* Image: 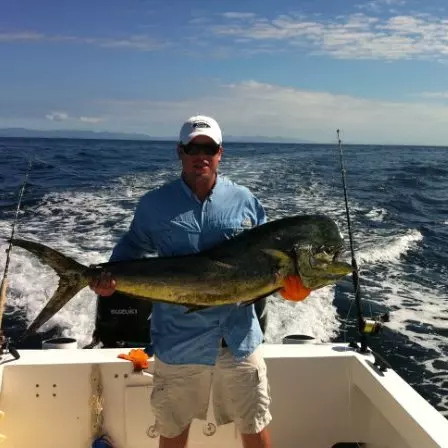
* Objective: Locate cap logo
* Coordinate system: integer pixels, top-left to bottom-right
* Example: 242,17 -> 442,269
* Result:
192,121 -> 211,129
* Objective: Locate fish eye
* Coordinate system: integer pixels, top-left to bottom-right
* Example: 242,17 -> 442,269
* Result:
313,245 -> 333,256
325,246 -> 336,255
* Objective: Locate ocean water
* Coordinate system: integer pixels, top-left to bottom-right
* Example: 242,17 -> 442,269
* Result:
0,137 -> 447,417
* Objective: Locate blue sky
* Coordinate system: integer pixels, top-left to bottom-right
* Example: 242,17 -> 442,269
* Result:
2,0 -> 448,144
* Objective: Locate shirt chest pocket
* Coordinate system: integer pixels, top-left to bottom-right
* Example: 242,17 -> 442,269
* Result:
201,219 -> 247,249
152,219 -> 201,256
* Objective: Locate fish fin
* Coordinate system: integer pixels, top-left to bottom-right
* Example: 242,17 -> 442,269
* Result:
242,299 -> 259,307
11,239 -> 87,336
262,249 -> 294,269
23,275 -> 86,337
184,305 -> 211,314
242,289 -> 281,307
213,260 -> 234,269
12,238 -> 85,277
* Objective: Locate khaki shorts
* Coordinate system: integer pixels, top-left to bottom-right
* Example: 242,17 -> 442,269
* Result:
150,346 -> 272,438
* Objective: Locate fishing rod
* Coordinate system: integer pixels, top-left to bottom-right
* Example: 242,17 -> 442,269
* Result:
0,158 -> 33,358
336,130 -> 388,355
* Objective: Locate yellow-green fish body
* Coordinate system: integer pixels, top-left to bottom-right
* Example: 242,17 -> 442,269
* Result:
13,214 -> 352,335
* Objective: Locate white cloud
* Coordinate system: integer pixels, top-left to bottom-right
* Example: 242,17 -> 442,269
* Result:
79,116 -> 105,123
357,0 -> 407,13
90,35 -> 166,51
0,32 -> 167,51
98,81 -> 448,145
0,32 -> 45,42
188,17 -> 211,25
3,4 -> 447,62
221,12 -> 257,20
416,92 -> 448,99
45,112 -> 105,123
211,9 -> 448,61
45,111 -> 69,121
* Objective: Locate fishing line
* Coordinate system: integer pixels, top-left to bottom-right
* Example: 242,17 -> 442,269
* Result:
0,158 -> 33,357
0,159 -> 33,326
32,155 -> 87,179
30,154 -> 156,201
336,130 -> 368,352
337,130 -> 391,374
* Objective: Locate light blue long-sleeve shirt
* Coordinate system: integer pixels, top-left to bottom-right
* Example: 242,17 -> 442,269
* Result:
110,175 -> 266,365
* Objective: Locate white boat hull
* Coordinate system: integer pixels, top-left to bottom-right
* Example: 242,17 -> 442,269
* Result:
0,343 -> 446,447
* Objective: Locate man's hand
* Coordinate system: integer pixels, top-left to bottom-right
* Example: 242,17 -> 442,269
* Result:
89,272 -> 117,297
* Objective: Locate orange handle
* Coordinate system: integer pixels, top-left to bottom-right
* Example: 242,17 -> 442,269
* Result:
118,349 -> 150,371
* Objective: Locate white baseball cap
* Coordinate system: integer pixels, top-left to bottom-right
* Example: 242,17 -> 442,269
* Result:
179,115 -> 222,146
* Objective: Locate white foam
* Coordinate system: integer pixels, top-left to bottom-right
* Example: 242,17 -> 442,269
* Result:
265,286 -> 340,344
365,208 -> 387,222
357,229 -> 423,264
383,278 -> 448,340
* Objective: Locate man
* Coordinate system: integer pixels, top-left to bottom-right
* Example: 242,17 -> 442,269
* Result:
90,115 -> 272,448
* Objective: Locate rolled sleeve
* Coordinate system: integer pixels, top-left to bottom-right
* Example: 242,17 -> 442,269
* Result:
253,196 -> 267,225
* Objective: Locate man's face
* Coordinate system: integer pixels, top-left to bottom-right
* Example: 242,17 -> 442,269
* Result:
178,135 -> 223,180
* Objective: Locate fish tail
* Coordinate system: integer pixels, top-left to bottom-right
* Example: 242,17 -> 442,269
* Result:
12,238 -> 88,335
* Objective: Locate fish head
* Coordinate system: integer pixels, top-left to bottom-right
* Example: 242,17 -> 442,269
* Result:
290,217 -> 352,290
294,244 -> 352,289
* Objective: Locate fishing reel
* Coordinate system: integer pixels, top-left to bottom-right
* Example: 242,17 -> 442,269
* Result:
0,332 -> 6,355
349,313 -> 391,371
360,312 -> 390,335
0,331 -> 20,361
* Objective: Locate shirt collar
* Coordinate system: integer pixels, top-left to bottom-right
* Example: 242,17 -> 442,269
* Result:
179,174 -> 221,203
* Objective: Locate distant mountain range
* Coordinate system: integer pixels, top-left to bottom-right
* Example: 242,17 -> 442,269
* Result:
0,128 -> 312,144
0,128 -> 153,141
225,135 -> 312,143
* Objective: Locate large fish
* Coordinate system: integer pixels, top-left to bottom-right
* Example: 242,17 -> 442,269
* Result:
13,214 -> 352,335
